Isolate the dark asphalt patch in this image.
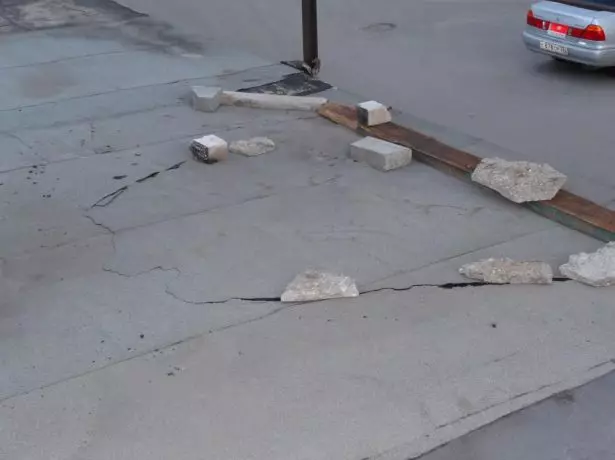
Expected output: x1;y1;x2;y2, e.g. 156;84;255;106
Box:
0;0;143;32
237;72;332;97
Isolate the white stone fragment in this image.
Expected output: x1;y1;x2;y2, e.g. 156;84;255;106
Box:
190;135;228;163
459;258;553;284
471;158;567;203
281;270;360;302
559;242;615;287
350;136;412;171
357;100;392;126
229;137;276;157
190;86;222;112
220;91;327;111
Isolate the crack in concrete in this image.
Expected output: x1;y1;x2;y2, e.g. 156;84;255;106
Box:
91;160;185;208
164;288;280;305
0;273;590;406
103;266;181;279
0;300;298;405
83;213;113;232
163;278;572;308
361;278;570;296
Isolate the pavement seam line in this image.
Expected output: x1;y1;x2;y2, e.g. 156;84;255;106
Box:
0;62;282;113
0;112;317;177
369;359;615;460
0;47;157;71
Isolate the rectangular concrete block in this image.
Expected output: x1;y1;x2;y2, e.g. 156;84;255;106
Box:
191;86;222;112
190;135;228;163
357;101;392;126
350;137;412;171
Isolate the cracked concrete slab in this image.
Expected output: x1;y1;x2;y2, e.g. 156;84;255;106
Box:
365;226;600;291
2;7;613;460
0;264;281;400
104;174;554;303
0;132;41;173
2;284;615;460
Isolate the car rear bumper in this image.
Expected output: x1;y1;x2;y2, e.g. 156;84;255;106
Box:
523;29;615;67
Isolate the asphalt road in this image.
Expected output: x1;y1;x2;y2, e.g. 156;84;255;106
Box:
419;370;615;460
118;0;615;205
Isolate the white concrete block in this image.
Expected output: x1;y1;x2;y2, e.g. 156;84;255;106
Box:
560;242;615;287
220;91;327;111
190;135;228;163
357;100;392;126
281;270;359;302
190;86;222;112
229;137;276;157
350;137;412;171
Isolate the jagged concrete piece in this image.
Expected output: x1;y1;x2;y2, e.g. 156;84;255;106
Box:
471;158;567;203
281;270;360;302
459;258;553;284
229;137;276;157
190;135;228;163
560;242;615;287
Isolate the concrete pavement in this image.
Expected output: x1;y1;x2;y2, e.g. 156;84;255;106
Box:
117;0;615;206
1;1;614;459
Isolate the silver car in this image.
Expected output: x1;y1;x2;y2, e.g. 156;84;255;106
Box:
523;0;615;67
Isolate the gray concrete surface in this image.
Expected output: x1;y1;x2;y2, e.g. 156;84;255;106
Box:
419;370;615;460
117;0;615;205
1;1;615;460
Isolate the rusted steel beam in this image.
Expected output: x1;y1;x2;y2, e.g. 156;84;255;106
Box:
317;102;615;242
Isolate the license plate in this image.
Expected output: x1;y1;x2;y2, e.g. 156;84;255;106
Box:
540;41;569;55
548;22;569;38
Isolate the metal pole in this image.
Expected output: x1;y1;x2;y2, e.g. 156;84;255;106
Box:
301;0;320;75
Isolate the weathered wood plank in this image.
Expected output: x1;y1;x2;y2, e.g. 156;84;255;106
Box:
318;102;615;242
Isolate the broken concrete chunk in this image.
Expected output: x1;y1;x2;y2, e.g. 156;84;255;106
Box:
350;137;412;171
220;91;327;111
281;270;359;302
229;137;276;157
190;135;228;163
559;242;615;287
190;86;222;112
459;258;553;284
471;158;567;203
357;100;392;126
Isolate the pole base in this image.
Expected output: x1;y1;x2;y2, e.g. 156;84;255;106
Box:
281;59;321;77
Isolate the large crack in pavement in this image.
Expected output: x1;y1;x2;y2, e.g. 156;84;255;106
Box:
91;160;186;208
0;271;575;405
162;278;572;306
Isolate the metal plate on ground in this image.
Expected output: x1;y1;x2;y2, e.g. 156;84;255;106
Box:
237;72;332;97
0;0;143;32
